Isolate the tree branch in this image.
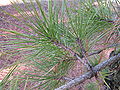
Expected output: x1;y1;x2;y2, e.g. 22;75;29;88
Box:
76;38;92;70
53;41;76;56
55;53;120;90
88;43;120;56
53;41;88;66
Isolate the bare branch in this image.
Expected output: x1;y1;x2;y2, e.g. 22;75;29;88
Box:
55;53;120;90
61;77;73;81
88;50;103;56
88;43;120;56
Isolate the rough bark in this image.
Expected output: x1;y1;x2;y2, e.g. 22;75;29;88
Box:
55;53;120;90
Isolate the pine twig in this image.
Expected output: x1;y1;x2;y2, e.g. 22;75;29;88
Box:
53;41;88;66
53;41;76;56
88;43;120;56
76;38;92;70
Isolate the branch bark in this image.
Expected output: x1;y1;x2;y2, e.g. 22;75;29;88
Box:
53;41;76;56
55;53;120;90
76;38;92;70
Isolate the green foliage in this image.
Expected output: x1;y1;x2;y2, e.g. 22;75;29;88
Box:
0;0;119;89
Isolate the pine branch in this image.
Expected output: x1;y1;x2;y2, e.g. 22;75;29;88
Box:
53;41;88;66
55;53;120;90
76;38;92;70
53;41;76;56
53;41;120;70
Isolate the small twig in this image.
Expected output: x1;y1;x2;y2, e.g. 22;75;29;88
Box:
53;40;120;69
61;77;73;81
88;49;103;56
53;41;85;65
54;41;76;56
107;43;120;48
76;38;92;70
55;53;120;90
75;53;90;69
88;43;120;56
